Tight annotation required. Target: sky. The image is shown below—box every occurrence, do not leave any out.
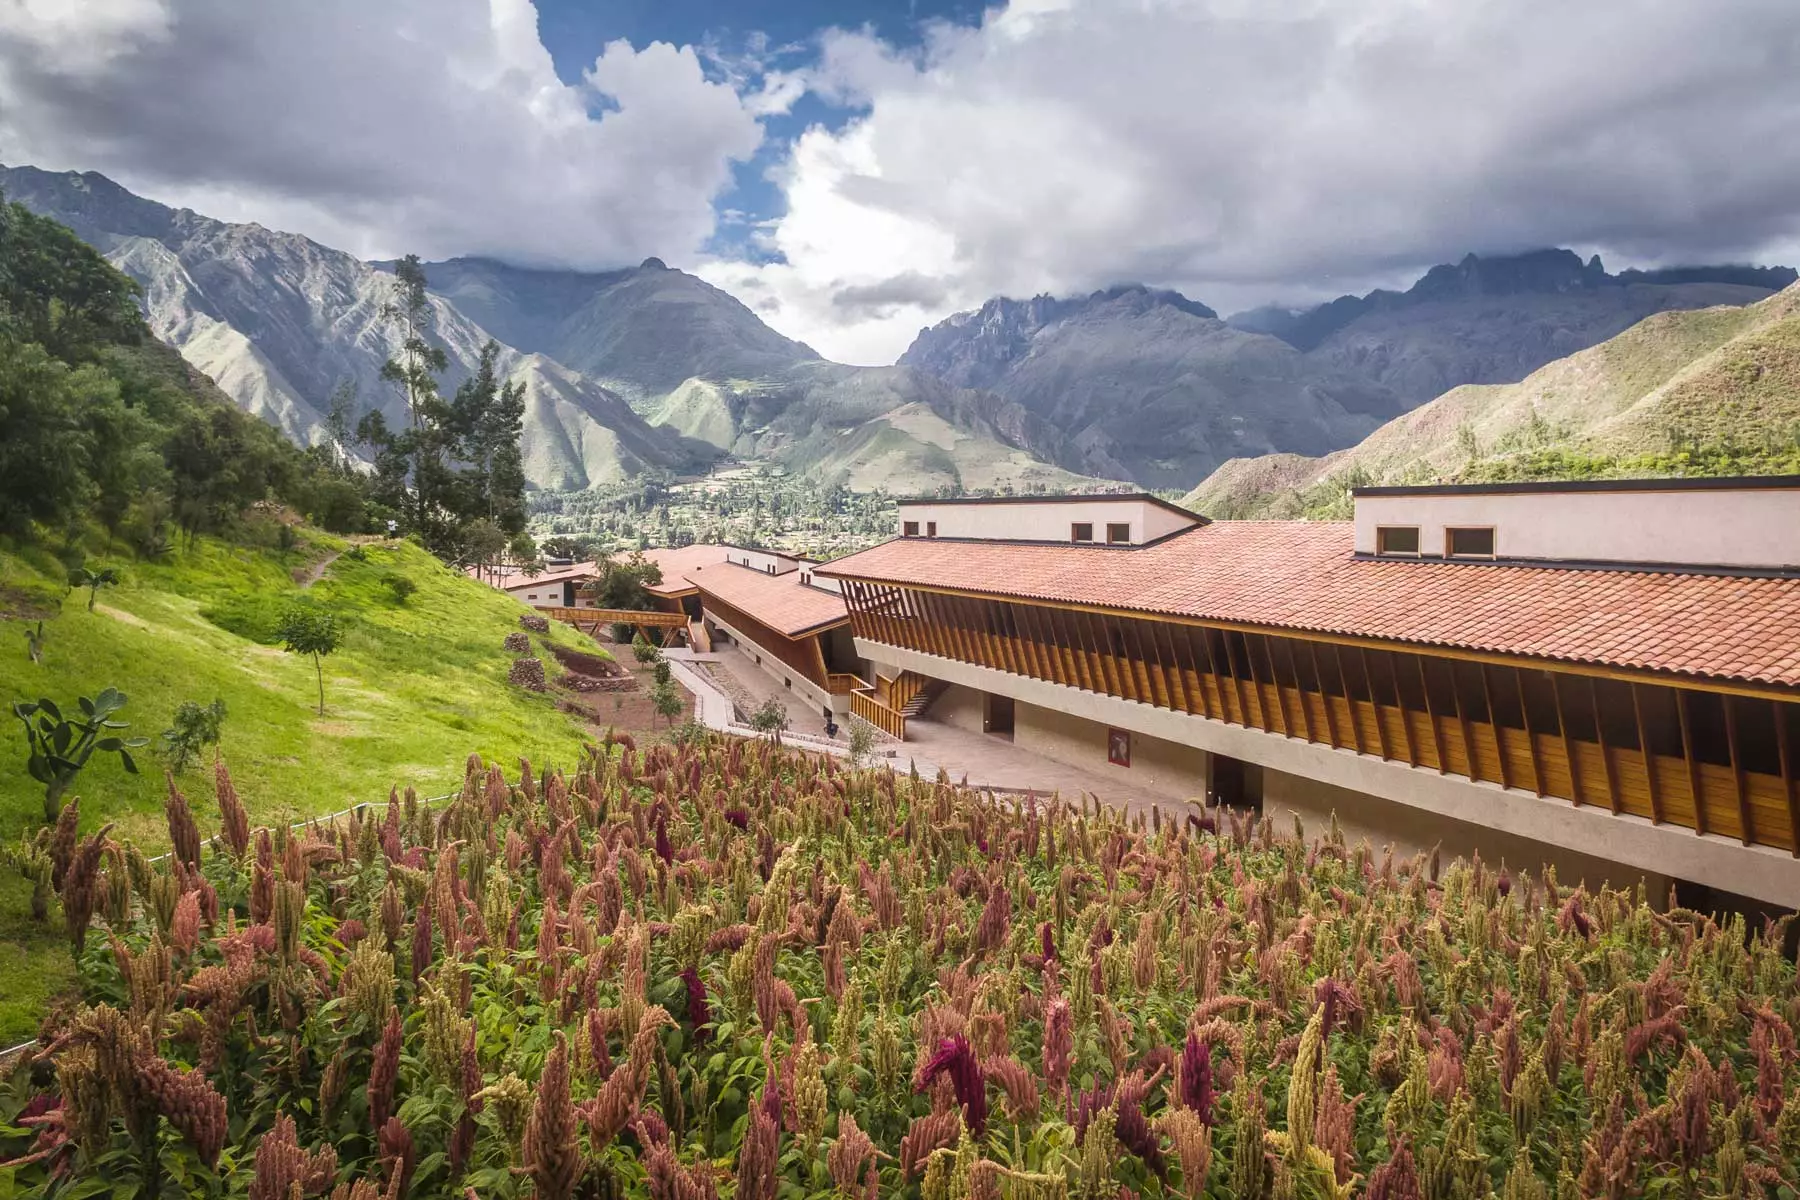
[2,0,1798,365]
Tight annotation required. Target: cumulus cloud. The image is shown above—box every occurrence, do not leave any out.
[0,0,769,267]
[710,0,1800,363]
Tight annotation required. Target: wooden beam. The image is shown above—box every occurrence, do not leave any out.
[1774,701,1800,857]
[1310,640,1341,749]
[1722,695,1754,845]
[1452,663,1480,783]
[1551,674,1583,806]
[1222,632,1254,729]
[1358,647,1391,761]
[1386,652,1417,768]
[1631,683,1664,825]
[1480,665,1510,790]
[1157,622,1194,715]
[1676,688,1708,837]
[1237,633,1271,733]
[1515,668,1546,797]
[1587,677,1620,815]
[1285,640,1317,742]
[1332,644,1366,754]
[1261,634,1296,737]
[1417,656,1448,774]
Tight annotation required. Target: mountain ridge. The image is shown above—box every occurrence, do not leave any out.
[1183,282,1800,518]
[0,164,716,491]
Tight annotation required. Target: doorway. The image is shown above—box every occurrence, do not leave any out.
[984,693,1015,739]
[1208,753,1263,811]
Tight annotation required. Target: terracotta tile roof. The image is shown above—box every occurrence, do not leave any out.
[817,523,1800,689]
[630,546,731,596]
[473,561,600,589]
[687,562,849,638]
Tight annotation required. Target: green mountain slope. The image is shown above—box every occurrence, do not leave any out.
[0,534,604,1039]
[1185,283,1800,517]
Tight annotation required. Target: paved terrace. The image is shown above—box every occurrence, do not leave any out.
[666,644,1197,817]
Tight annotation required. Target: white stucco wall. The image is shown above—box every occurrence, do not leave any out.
[856,637,1800,907]
[722,546,803,575]
[896,498,1199,545]
[1354,487,1800,568]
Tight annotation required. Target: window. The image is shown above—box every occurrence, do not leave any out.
[527,594,538,600]
[903,521,920,537]
[1446,527,1495,558]
[1106,522,1130,544]
[1071,522,1094,543]
[1376,526,1420,556]
[927,522,938,537]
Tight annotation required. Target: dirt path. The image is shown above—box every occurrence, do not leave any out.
[293,549,343,589]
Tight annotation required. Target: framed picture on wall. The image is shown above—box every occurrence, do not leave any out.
[1108,727,1131,767]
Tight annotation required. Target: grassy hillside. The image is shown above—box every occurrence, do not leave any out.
[1185,284,1800,518]
[0,530,606,1040]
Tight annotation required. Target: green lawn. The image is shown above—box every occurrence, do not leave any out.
[0,530,607,1042]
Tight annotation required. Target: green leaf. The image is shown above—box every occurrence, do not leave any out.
[35,697,61,721]
[95,737,123,752]
[119,749,138,774]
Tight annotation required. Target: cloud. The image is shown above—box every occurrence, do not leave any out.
[832,271,950,316]
[0,0,767,268]
[715,0,1800,363]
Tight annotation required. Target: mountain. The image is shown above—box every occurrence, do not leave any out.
[1227,249,1791,405]
[0,165,712,491]
[399,256,822,404]
[410,256,1105,493]
[899,285,1403,488]
[1185,282,1800,518]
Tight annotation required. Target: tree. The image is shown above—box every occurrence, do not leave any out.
[748,698,789,743]
[276,606,342,715]
[13,688,147,821]
[649,677,685,728]
[631,632,661,664]
[68,565,120,612]
[379,255,450,540]
[158,698,227,774]
[324,378,358,468]
[582,551,664,611]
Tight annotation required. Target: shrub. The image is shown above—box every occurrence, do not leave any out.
[630,631,660,664]
[385,574,418,605]
[8,743,1797,1200]
[747,697,788,741]
[158,698,227,774]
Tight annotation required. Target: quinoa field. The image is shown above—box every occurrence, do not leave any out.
[3,734,1798,1199]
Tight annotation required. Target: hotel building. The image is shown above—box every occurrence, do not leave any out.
[816,480,1800,909]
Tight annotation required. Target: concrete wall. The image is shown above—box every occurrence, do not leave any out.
[933,683,988,734]
[1262,770,1672,899]
[1354,487,1800,568]
[896,498,1199,545]
[1013,701,1209,801]
[855,637,1800,907]
[708,614,846,719]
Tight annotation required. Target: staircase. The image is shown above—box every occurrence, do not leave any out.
[899,677,948,719]
[687,620,712,653]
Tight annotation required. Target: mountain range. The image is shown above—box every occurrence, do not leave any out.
[5,162,1794,498]
[1185,280,1800,518]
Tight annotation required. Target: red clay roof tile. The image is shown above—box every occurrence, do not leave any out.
[818,522,1800,689]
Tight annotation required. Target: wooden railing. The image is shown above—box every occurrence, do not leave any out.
[851,688,907,739]
[827,673,862,695]
[543,606,687,628]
